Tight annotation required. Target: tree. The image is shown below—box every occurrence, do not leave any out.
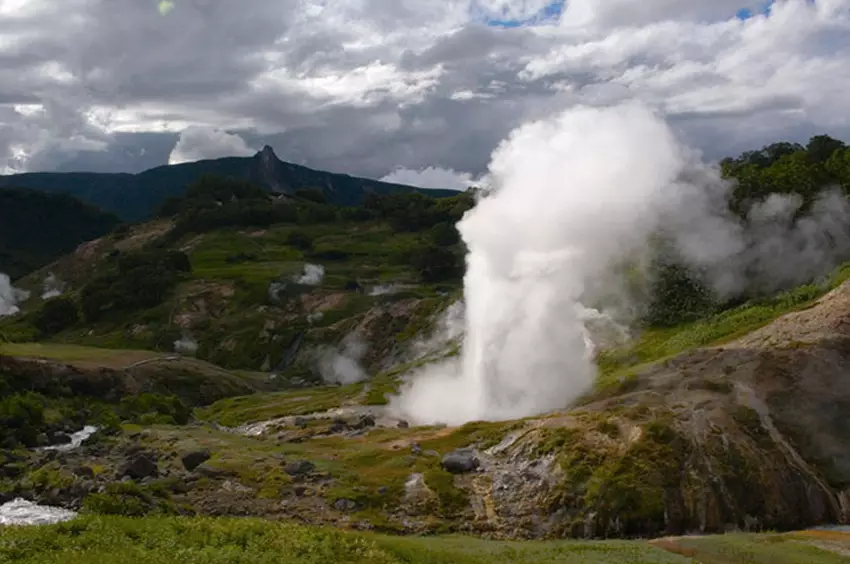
[34,296,80,336]
[806,135,846,164]
[430,222,460,247]
[410,245,464,283]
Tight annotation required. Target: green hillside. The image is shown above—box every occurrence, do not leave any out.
[0,146,459,221]
[0,188,120,280]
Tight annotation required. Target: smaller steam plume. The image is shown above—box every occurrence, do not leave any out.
[41,273,64,300]
[268,281,286,303]
[315,334,368,385]
[293,264,325,285]
[173,333,199,356]
[368,283,403,296]
[0,274,29,317]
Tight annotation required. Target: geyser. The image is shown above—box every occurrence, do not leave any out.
[390,102,715,426]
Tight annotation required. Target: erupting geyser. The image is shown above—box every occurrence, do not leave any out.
[391,102,709,426]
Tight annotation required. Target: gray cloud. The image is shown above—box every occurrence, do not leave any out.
[0,0,848,179]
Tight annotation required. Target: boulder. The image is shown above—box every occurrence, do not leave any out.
[181,449,212,472]
[120,454,158,480]
[441,448,479,474]
[47,431,72,446]
[284,460,315,476]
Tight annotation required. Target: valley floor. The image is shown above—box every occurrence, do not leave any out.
[1,515,848,564]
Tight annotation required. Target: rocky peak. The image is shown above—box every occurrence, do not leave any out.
[258,145,278,162]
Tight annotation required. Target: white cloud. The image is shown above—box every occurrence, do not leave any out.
[0,0,848,177]
[168,126,256,165]
[381,166,477,190]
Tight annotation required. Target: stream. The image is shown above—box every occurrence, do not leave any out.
[0,426,98,526]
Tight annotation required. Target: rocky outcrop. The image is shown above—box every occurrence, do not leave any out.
[449,282,850,539]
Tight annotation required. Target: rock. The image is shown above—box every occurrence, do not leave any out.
[397,420,410,429]
[120,454,158,480]
[411,443,422,455]
[194,463,230,479]
[334,498,357,512]
[284,460,315,476]
[441,448,479,474]
[73,466,95,479]
[294,417,309,429]
[351,415,375,430]
[329,422,346,434]
[47,431,72,446]
[181,449,212,472]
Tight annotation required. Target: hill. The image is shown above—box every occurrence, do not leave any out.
[0,188,120,280]
[0,146,460,221]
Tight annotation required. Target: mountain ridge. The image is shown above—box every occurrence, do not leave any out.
[0,146,460,221]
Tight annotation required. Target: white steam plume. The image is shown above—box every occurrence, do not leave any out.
[390,102,850,427]
[315,334,368,385]
[41,273,64,300]
[293,264,325,285]
[0,274,30,317]
[390,102,742,426]
[174,333,199,356]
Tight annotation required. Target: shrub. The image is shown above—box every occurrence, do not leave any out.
[80,249,191,322]
[33,296,80,336]
[0,392,47,448]
[286,230,314,251]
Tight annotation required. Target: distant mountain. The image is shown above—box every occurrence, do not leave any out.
[0,146,459,221]
[0,188,120,280]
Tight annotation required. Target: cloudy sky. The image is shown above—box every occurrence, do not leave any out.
[0,0,848,188]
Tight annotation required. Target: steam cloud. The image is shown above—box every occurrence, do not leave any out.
[174,333,199,356]
[293,264,325,285]
[41,273,64,300]
[315,334,368,385]
[0,274,29,317]
[390,102,850,426]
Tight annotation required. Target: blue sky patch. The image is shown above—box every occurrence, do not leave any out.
[479,0,566,28]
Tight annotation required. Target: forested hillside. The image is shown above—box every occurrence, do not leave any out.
[0,146,458,221]
[0,188,120,280]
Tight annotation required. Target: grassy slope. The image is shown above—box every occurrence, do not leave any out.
[2,516,848,563]
[594,261,850,391]
[5,219,456,374]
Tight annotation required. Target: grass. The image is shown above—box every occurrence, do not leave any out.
[194,384,367,427]
[0,515,690,564]
[596,265,850,388]
[4,515,847,563]
[653,531,850,564]
[0,342,158,367]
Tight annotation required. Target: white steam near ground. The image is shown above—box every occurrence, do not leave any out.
[0,274,29,317]
[314,334,368,385]
[389,101,850,427]
[41,273,64,300]
[173,333,199,356]
[293,264,325,286]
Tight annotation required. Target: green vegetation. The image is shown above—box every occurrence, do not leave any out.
[3,515,848,563]
[597,263,850,384]
[80,248,191,322]
[0,187,119,280]
[196,385,367,427]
